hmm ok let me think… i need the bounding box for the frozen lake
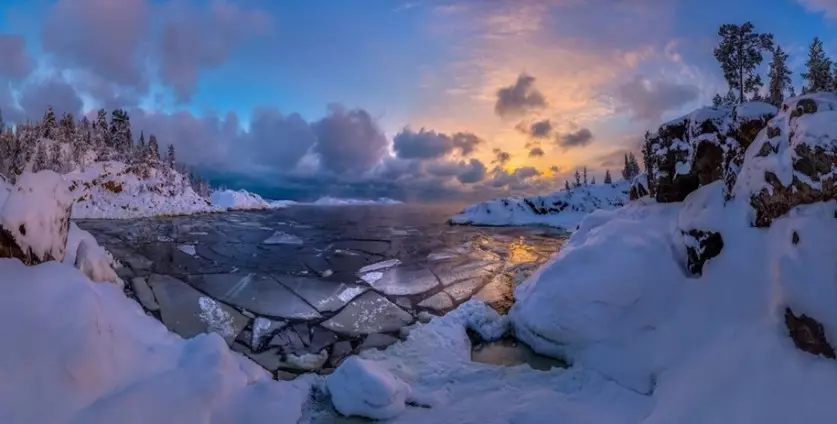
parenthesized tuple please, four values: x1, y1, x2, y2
(77, 204, 566, 376)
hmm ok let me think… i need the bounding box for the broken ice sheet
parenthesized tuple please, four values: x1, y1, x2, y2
(358, 259, 401, 274)
(177, 244, 197, 256)
(263, 231, 303, 245)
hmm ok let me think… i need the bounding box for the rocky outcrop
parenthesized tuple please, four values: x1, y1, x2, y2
(629, 173, 649, 200)
(785, 308, 836, 359)
(683, 230, 723, 276)
(733, 93, 837, 227)
(646, 102, 775, 203)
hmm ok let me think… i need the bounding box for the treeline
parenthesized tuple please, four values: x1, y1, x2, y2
(711, 22, 837, 107)
(0, 106, 211, 197)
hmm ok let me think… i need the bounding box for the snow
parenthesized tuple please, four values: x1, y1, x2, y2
(0, 171, 74, 261)
(450, 180, 629, 229)
(210, 189, 295, 211)
(326, 356, 413, 419)
(68, 161, 224, 219)
(312, 196, 404, 206)
(177, 244, 197, 256)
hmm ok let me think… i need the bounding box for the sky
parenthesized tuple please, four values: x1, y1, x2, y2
(0, 0, 836, 203)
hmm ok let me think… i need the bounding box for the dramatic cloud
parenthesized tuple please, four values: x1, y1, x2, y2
(529, 147, 545, 157)
(42, 0, 150, 90)
(244, 109, 316, 169)
(613, 75, 699, 121)
(159, 1, 272, 101)
(0, 35, 32, 79)
(494, 73, 547, 118)
(311, 105, 388, 175)
(529, 119, 553, 138)
(557, 128, 594, 149)
(488, 166, 540, 188)
(457, 159, 487, 183)
(393, 128, 484, 159)
(492, 148, 511, 166)
(17, 79, 84, 118)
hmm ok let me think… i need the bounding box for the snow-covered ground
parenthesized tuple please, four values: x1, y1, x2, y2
(450, 181, 630, 229)
(312, 196, 404, 206)
(68, 161, 224, 219)
(210, 189, 296, 211)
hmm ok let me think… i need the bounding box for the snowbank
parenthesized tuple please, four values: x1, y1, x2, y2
(67, 161, 224, 219)
(509, 181, 837, 422)
(210, 189, 295, 211)
(450, 181, 629, 229)
(326, 356, 413, 419)
(313, 196, 403, 206)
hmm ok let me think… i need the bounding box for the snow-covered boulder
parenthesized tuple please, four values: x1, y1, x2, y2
(647, 102, 775, 203)
(67, 161, 222, 219)
(64, 222, 120, 285)
(734, 93, 837, 227)
(0, 171, 73, 264)
(628, 173, 649, 200)
(450, 181, 629, 229)
(326, 356, 413, 419)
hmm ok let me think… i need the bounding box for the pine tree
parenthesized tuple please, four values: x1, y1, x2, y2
(767, 45, 793, 107)
(166, 144, 176, 169)
(574, 169, 582, 188)
(94, 109, 109, 156)
(802, 37, 832, 93)
(722, 90, 738, 106)
(642, 131, 654, 182)
(42, 106, 57, 139)
(714, 22, 774, 103)
(712, 93, 724, 107)
(789, 85, 797, 97)
(49, 142, 63, 172)
(622, 154, 631, 180)
(565, 180, 571, 191)
(582, 167, 588, 186)
(33, 143, 48, 172)
(148, 134, 160, 162)
(59, 113, 76, 144)
(604, 169, 613, 184)
(591, 176, 596, 185)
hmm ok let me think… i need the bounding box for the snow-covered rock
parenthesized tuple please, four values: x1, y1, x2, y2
(210, 189, 294, 211)
(0, 171, 73, 264)
(450, 181, 629, 229)
(67, 161, 223, 219)
(646, 101, 775, 203)
(629, 173, 649, 200)
(734, 93, 837, 226)
(327, 356, 413, 419)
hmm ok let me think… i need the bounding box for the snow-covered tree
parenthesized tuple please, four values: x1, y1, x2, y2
(59, 113, 76, 144)
(802, 37, 832, 93)
(712, 93, 724, 107)
(49, 142, 63, 172)
(32, 143, 48, 173)
(42, 106, 57, 139)
(622, 154, 631, 180)
(565, 180, 571, 191)
(714, 22, 774, 102)
(94, 109, 109, 157)
(573, 169, 582, 188)
(582, 167, 588, 186)
(110, 109, 132, 156)
(723, 90, 738, 106)
(591, 176, 596, 185)
(148, 134, 160, 162)
(604, 169, 613, 184)
(136, 131, 146, 159)
(166, 144, 176, 169)
(0, 108, 4, 133)
(642, 131, 654, 181)
(767, 45, 793, 107)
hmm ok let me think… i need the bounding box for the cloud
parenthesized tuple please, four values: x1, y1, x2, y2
(17, 79, 84, 118)
(457, 158, 487, 183)
(613, 75, 699, 121)
(528, 147, 545, 157)
(245, 109, 316, 169)
(158, 1, 273, 102)
(529, 119, 553, 138)
(796, 0, 837, 19)
(0, 35, 32, 79)
(491, 148, 511, 166)
(393, 128, 484, 159)
(311, 105, 389, 175)
(494, 73, 546, 118)
(557, 127, 594, 149)
(41, 0, 150, 90)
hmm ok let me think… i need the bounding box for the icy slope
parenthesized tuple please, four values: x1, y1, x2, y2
(67, 161, 223, 219)
(210, 189, 295, 211)
(450, 181, 629, 229)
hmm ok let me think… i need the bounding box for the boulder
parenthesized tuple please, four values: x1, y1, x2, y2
(628, 173, 649, 200)
(733, 93, 837, 227)
(785, 308, 835, 359)
(646, 102, 775, 203)
(682, 230, 724, 276)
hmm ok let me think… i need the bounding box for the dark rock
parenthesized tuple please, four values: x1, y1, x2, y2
(359, 333, 399, 351)
(629, 174, 649, 200)
(683, 230, 724, 276)
(792, 231, 800, 245)
(329, 341, 353, 367)
(785, 308, 835, 359)
(275, 370, 298, 381)
(292, 322, 311, 346)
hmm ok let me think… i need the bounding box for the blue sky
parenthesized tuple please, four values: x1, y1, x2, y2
(1, 0, 837, 201)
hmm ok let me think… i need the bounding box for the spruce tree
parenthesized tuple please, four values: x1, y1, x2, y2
(58, 113, 75, 144)
(714, 22, 774, 102)
(148, 134, 160, 162)
(622, 154, 631, 180)
(802, 37, 832, 93)
(604, 169, 613, 184)
(583, 167, 588, 186)
(767, 45, 793, 107)
(42, 106, 57, 139)
(591, 176, 596, 185)
(166, 144, 176, 169)
(641, 131, 654, 182)
(722, 90, 738, 106)
(712, 93, 724, 107)
(565, 180, 571, 191)
(574, 169, 581, 188)
(33, 143, 48, 173)
(0, 108, 4, 133)
(628, 153, 641, 178)
(95, 109, 109, 153)
(49, 142, 63, 172)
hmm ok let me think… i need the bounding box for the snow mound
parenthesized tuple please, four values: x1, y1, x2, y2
(210, 189, 294, 211)
(450, 181, 629, 229)
(510, 181, 837, 422)
(327, 356, 413, 419)
(67, 161, 223, 219)
(313, 196, 403, 205)
(0, 171, 73, 263)
(65, 222, 120, 285)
